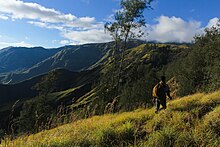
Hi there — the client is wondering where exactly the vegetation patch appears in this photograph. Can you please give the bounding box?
[1,90,220,146]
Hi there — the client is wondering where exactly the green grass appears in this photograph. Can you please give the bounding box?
[48,86,82,102]
[0,86,86,118]
[1,90,220,147]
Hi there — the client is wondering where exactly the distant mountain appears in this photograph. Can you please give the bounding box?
[0,46,61,73]
[1,43,110,84]
[25,43,111,73]
[1,40,145,84]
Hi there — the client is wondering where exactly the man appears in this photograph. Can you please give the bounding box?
[152,76,172,113]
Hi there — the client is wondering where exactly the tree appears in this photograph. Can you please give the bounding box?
[103,0,153,103]
[18,70,59,133]
[18,100,37,133]
[34,70,59,96]
[175,20,220,95]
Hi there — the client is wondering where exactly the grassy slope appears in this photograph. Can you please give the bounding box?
[0,86,91,131]
[2,90,220,147]
[0,67,97,129]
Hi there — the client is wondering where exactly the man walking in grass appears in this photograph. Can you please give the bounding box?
[152,76,172,113]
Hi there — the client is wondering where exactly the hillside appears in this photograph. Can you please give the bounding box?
[0,67,100,131]
[0,42,190,138]
[0,67,99,105]
[1,43,110,84]
[2,90,220,146]
[0,0,219,146]
[92,43,189,113]
[0,43,189,106]
[0,37,218,146]
[1,40,145,84]
[0,46,61,73]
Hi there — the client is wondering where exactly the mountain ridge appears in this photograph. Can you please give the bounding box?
[0,46,62,73]
[1,40,144,84]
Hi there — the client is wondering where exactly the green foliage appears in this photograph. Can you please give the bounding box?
[105,0,150,40]
[18,96,53,133]
[120,73,155,111]
[0,129,5,140]
[34,70,59,95]
[18,100,37,133]
[18,70,59,133]
[103,0,154,114]
[3,90,220,146]
[96,44,185,113]
[173,21,220,96]
[0,68,97,134]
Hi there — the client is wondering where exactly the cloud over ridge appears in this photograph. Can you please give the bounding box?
[0,0,219,46]
[146,16,219,43]
[147,16,202,43]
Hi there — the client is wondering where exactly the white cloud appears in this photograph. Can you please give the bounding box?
[0,41,33,49]
[63,29,112,44]
[60,40,70,45]
[0,1,219,46]
[0,0,109,46]
[0,0,76,23]
[206,17,219,28]
[0,14,8,20]
[28,21,64,31]
[52,40,59,44]
[2,14,220,46]
[0,0,98,30]
[79,17,95,23]
[146,16,203,43]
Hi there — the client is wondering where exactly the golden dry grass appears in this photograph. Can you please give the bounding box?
[1,90,220,147]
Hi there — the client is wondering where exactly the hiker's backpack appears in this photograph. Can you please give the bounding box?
[152,83,164,98]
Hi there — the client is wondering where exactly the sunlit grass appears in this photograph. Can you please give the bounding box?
[1,90,220,146]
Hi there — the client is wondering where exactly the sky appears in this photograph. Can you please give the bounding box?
[0,0,219,49]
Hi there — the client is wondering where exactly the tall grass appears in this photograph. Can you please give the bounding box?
[1,90,220,147]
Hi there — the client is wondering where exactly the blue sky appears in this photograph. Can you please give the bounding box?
[0,0,219,49]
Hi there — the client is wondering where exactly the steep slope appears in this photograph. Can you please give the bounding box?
[0,67,100,105]
[0,67,100,131]
[2,40,145,84]
[3,90,220,146]
[2,43,110,84]
[90,43,190,113]
[0,43,189,129]
[0,46,61,73]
